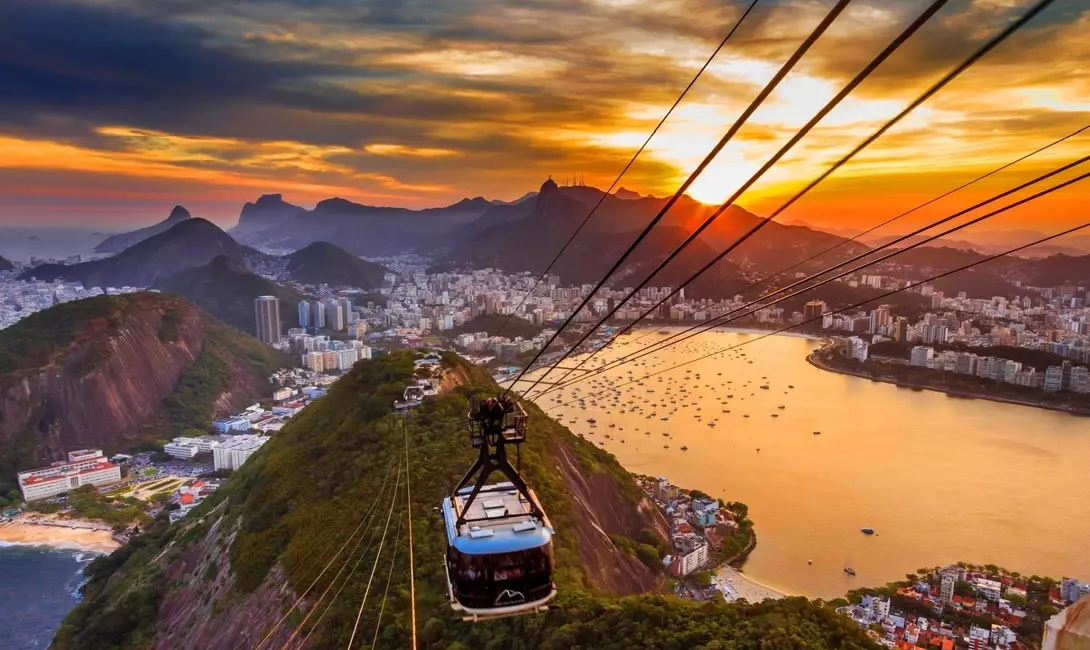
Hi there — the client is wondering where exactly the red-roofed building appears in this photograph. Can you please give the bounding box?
[17,449,121,501]
[179,493,194,506]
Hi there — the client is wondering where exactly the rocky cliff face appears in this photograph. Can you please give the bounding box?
[0,293,279,483]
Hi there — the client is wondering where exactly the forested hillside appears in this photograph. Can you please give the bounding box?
[54,352,877,650]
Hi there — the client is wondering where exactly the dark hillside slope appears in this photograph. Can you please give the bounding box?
[22,219,267,288]
[284,241,386,288]
[54,352,876,650]
[153,255,306,333]
[0,293,285,494]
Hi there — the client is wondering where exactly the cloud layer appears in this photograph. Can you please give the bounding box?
[0,0,1087,235]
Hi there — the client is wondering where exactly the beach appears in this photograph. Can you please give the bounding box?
[0,518,119,554]
[714,566,787,602]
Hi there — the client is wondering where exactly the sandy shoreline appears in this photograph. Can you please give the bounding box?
[715,566,788,602]
[0,520,119,554]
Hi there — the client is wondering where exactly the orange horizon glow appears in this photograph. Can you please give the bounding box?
[0,0,1087,234]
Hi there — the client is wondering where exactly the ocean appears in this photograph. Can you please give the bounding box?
[0,545,96,650]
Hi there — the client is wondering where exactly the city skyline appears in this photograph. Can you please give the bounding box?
[1,0,1088,233]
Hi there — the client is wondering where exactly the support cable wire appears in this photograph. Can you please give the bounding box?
[530,0,1058,397]
[533,152,1090,397]
[541,170,1090,409]
[500,0,854,399]
[403,417,418,650]
[490,0,762,342]
[280,466,399,650]
[253,460,396,650]
[544,220,1090,413]
[347,454,405,649]
[622,122,1090,351]
[370,491,405,648]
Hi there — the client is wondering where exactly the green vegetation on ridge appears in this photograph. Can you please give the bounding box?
[53,351,878,650]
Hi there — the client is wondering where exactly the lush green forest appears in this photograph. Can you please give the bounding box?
[54,351,878,650]
[0,293,130,379]
[162,322,285,435]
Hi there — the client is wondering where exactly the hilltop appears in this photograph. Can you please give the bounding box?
[0,254,13,272]
[53,352,876,650]
[284,241,387,288]
[94,206,193,254]
[22,219,267,288]
[0,293,286,495]
[153,255,307,333]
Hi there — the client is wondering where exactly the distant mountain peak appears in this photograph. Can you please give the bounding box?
[540,178,559,193]
[613,187,643,200]
[167,205,191,221]
[446,196,492,210]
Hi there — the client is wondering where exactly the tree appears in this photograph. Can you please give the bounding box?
[954,580,974,597]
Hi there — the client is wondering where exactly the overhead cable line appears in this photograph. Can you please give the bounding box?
[501,0,855,398]
[490,0,762,342]
[280,475,397,650]
[543,220,1090,412]
[403,416,418,650]
[253,461,396,650]
[370,502,404,649]
[347,456,405,649]
[622,121,1090,350]
[534,150,1090,397]
[536,163,1090,400]
[532,0,1058,396]
[528,0,954,396]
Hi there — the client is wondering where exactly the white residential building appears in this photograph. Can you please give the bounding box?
[910,346,934,367]
[674,539,709,576]
[17,449,122,501]
[213,435,270,471]
[163,436,221,459]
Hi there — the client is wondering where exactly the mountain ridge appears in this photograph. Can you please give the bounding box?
[93,206,193,254]
[22,219,267,288]
[52,352,877,650]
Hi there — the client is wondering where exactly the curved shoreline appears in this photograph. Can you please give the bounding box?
[806,340,1090,418]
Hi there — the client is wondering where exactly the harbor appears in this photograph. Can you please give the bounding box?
[516,328,1090,599]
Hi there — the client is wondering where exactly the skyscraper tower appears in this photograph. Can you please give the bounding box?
[326,299,345,331]
[312,301,326,329]
[298,300,310,328]
[254,296,281,344]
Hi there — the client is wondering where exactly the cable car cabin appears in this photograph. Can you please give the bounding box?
[442,482,556,620]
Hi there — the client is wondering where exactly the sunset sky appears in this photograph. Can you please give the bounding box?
[1,0,1088,237]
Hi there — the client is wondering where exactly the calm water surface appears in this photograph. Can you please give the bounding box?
[516,330,1090,600]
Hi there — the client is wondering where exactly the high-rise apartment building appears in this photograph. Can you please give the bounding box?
[312,301,326,329]
[254,296,281,344]
[298,300,310,328]
[326,299,345,331]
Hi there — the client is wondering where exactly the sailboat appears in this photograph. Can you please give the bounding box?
[844,555,856,576]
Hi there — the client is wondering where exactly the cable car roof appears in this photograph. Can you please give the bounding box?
[442,482,553,555]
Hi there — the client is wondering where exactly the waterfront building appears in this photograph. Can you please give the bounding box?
[1044,366,1065,392]
[17,449,121,501]
[804,300,826,324]
[254,296,281,344]
[1062,577,1083,603]
[847,336,869,362]
[940,573,956,604]
[910,346,934,367]
[672,538,709,576]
